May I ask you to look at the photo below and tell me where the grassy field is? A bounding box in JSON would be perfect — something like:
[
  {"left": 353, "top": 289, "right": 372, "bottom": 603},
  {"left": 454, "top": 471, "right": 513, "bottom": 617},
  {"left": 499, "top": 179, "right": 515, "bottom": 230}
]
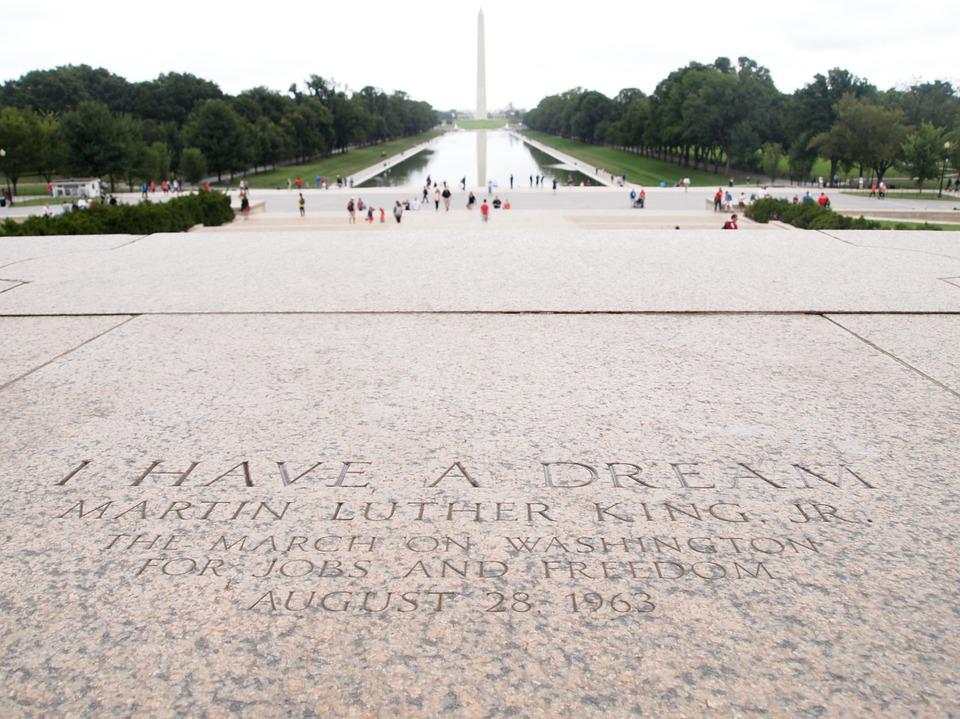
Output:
[
  {"left": 523, "top": 131, "right": 727, "bottom": 186},
  {"left": 869, "top": 218, "right": 960, "bottom": 231},
  {"left": 842, "top": 190, "right": 960, "bottom": 201},
  {"left": 456, "top": 118, "right": 507, "bottom": 130},
  {"left": 7, "top": 196, "right": 73, "bottom": 207},
  {"left": 237, "top": 130, "right": 443, "bottom": 189}
]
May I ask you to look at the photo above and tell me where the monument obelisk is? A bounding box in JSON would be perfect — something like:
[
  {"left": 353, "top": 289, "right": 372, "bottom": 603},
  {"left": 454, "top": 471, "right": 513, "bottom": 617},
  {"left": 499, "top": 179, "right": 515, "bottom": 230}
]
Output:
[{"left": 476, "top": 9, "right": 487, "bottom": 119}]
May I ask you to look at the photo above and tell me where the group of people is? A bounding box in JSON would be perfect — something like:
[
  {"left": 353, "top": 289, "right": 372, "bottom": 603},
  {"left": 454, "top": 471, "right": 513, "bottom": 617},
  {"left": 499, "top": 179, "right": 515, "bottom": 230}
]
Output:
[{"left": 138, "top": 179, "right": 182, "bottom": 199}]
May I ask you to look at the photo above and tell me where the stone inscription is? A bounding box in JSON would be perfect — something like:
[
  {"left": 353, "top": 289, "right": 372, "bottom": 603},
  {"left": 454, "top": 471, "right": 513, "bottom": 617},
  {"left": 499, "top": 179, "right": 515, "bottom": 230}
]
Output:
[{"left": 47, "top": 458, "right": 880, "bottom": 617}]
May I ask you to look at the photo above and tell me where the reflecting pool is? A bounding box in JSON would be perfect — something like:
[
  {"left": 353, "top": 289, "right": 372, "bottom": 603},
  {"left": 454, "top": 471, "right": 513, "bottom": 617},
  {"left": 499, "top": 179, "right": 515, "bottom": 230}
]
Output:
[{"left": 359, "top": 129, "right": 601, "bottom": 188}]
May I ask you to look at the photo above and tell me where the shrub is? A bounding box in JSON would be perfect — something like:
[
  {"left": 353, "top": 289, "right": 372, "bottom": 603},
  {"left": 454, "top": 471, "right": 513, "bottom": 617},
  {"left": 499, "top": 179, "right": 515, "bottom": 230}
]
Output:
[
  {"left": 0, "top": 190, "right": 234, "bottom": 237},
  {"left": 745, "top": 197, "right": 882, "bottom": 230}
]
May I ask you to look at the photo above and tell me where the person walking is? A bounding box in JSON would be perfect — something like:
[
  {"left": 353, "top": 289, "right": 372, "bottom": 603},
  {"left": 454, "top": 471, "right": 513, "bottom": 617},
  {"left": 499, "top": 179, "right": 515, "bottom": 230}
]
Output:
[
  {"left": 379, "top": 207, "right": 386, "bottom": 223},
  {"left": 393, "top": 201, "right": 404, "bottom": 224},
  {"left": 713, "top": 187, "right": 723, "bottom": 212},
  {"left": 347, "top": 198, "right": 356, "bottom": 223},
  {"left": 442, "top": 185, "right": 452, "bottom": 211},
  {"left": 509, "top": 174, "right": 514, "bottom": 189},
  {"left": 422, "top": 185, "right": 429, "bottom": 203},
  {"left": 480, "top": 199, "right": 490, "bottom": 223},
  {"left": 529, "top": 175, "right": 533, "bottom": 187},
  {"left": 552, "top": 178, "right": 558, "bottom": 193},
  {"left": 298, "top": 193, "right": 305, "bottom": 217},
  {"left": 460, "top": 176, "right": 467, "bottom": 191},
  {"left": 434, "top": 187, "right": 441, "bottom": 211},
  {"left": 467, "top": 191, "right": 476, "bottom": 209},
  {"left": 366, "top": 206, "right": 374, "bottom": 223},
  {"left": 240, "top": 194, "right": 250, "bottom": 220}
]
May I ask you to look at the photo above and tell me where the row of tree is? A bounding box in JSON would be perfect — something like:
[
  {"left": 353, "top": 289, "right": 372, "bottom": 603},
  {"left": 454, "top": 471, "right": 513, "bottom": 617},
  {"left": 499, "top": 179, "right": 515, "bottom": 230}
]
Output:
[
  {"left": 0, "top": 65, "right": 437, "bottom": 193},
  {"left": 523, "top": 59, "right": 960, "bottom": 185}
]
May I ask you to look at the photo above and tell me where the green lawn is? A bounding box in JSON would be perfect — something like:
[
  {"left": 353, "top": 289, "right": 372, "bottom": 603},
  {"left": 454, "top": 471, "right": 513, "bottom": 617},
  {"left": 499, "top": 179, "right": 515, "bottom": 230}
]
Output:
[
  {"left": 237, "top": 130, "right": 444, "bottom": 189},
  {"left": 7, "top": 196, "right": 73, "bottom": 207},
  {"left": 523, "top": 131, "right": 727, "bottom": 186},
  {"left": 457, "top": 118, "right": 507, "bottom": 130},
  {"left": 842, "top": 190, "right": 959, "bottom": 201},
  {"left": 869, "top": 219, "right": 960, "bottom": 231}
]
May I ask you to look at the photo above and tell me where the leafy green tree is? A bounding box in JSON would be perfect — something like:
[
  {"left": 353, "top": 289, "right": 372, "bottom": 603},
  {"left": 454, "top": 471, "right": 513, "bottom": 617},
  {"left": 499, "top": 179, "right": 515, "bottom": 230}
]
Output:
[
  {"left": 60, "top": 101, "right": 129, "bottom": 186},
  {"left": 34, "top": 112, "right": 66, "bottom": 182},
  {"left": 0, "top": 106, "right": 39, "bottom": 195},
  {"left": 901, "top": 123, "right": 944, "bottom": 192},
  {"left": 833, "top": 97, "right": 907, "bottom": 182},
  {"left": 179, "top": 148, "right": 207, "bottom": 184},
  {"left": 144, "top": 141, "right": 172, "bottom": 181},
  {"left": 760, "top": 143, "right": 785, "bottom": 182},
  {"left": 182, "top": 99, "right": 247, "bottom": 181}
]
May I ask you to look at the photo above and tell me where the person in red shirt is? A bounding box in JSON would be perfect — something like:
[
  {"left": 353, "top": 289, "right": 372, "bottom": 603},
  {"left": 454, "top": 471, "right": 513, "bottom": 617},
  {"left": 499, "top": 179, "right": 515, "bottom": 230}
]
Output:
[
  {"left": 817, "top": 193, "right": 830, "bottom": 207},
  {"left": 722, "top": 214, "right": 739, "bottom": 230},
  {"left": 713, "top": 188, "right": 723, "bottom": 211},
  {"left": 480, "top": 199, "right": 490, "bottom": 222}
]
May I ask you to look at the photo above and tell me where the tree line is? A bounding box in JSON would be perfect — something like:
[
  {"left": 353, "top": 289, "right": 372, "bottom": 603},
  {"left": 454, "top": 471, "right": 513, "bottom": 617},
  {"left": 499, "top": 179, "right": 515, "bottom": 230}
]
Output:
[
  {"left": 0, "top": 65, "right": 437, "bottom": 193},
  {"left": 523, "top": 58, "right": 960, "bottom": 187}
]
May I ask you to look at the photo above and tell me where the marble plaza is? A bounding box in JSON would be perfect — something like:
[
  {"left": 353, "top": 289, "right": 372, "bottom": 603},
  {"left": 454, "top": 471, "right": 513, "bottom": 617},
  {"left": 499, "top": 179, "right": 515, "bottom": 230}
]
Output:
[{"left": 1, "top": 217, "right": 959, "bottom": 716}]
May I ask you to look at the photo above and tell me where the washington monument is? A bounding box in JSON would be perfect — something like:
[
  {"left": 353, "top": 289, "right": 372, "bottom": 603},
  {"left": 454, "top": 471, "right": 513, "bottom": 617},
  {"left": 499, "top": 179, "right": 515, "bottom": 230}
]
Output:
[{"left": 476, "top": 9, "right": 487, "bottom": 119}]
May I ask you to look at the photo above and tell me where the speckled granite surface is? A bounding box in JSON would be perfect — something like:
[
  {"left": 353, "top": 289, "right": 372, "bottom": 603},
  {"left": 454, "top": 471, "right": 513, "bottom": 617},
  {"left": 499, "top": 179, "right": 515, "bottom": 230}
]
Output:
[
  {"left": 0, "top": 228, "right": 959, "bottom": 313},
  {"left": 1, "top": 310, "right": 958, "bottom": 716}
]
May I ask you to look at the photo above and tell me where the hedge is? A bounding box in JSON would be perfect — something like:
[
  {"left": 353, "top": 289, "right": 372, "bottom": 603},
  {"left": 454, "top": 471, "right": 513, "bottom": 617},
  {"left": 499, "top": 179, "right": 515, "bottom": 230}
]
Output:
[
  {"left": 0, "top": 190, "right": 234, "bottom": 237},
  {"left": 745, "top": 198, "right": 882, "bottom": 230}
]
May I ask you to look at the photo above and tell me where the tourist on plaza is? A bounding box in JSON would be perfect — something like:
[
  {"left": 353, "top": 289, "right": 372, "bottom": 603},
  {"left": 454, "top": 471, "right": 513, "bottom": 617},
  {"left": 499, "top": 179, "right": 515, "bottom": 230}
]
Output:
[
  {"left": 638, "top": 188, "right": 646, "bottom": 208},
  {"left": 802, "top": 191, "right": 814, "bottom": 204},
  {"left": 878, "top": 181, "right": 887, "bottom": 199},
  {"left": 722, "top": 214, "right": 739, "bottom": 230},
  {"left": 379, "top": 207, "right": 386, "bottom": 223},
  {"left": 434, "top": 187, "right": 441, "bottom": 211},
  {"left": 503, "top": 198, "right": 511, "bottom": 209},
  {"left": 509, "top": 174, "right": 514, "bottom": 189},
  {"left": 460, "top": 176, "right": 467, "bottom": 190},
  {"left": 393, "top": 201, "right": 404, "bottom": 223},
  {"left": 240, "top": 194, "right": 250, "bottom": 220},
  {"left": 357, "top": 198, "right": 365, "bottom": 213},
  {"left": 347, "top": 198, "right": 356, "bottom": 223},
  {"left": 298, "top": 193, "right": 305, "bottom": 217},
  {"left": 467, "top": 191, "right": 477, "bottom": 209},
  {"left": 817, "top": 192, "right": 830, "bottom": 208},
  {"left": 442, "top": 185, "right": 452, "bottom": 211},
  {"left": 713, "top": 188, "right": 723, "bottom": 211},
  {"left": 529, "top": 175, "right": 533, "bottom": 187},
  {"left": 492, "top": 196, "right": 502, "bottom": 209},
  {"left": 422, "top": 185, "right": 429, "bottom": 203},
  {"left": 366, "top": 206, "right": 374, "bottom": 223},
  {"left": 552, "top": 178, "right": 558, "bottom": 193},
  {"left": 480, "top": 199, "right": 490, "bottom": 222}
]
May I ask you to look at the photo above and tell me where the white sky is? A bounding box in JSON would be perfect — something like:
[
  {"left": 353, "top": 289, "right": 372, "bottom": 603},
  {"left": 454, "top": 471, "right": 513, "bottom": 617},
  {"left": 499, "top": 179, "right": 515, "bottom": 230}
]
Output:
[{"left": 1, "top": 0, "right": 957, "bottom": 111}]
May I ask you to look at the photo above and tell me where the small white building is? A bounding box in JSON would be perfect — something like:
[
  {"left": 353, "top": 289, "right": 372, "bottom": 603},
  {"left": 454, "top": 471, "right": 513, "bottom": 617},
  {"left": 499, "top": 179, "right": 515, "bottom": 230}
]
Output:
[{"left": 52, "top": 178, "right": 101, "bottom": 199}]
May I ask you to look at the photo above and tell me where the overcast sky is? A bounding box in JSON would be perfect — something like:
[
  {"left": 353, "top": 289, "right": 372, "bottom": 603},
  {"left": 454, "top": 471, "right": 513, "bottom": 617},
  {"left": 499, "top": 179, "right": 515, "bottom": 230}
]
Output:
[{"left": 2, "top": 0, "right": 957, "bottom": 111}]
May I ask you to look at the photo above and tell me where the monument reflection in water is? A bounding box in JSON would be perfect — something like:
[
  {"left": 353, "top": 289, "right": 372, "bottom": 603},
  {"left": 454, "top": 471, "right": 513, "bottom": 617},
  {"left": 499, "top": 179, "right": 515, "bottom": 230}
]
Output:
[{"left": 359, "top": 129, "right": 600, "bottom": 189}]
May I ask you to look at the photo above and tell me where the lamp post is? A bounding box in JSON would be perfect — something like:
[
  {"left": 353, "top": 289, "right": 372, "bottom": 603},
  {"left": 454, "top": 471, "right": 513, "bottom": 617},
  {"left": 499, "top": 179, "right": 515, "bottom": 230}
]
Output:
[{"left": 939, "top": 141, "right": 951, "bottom": 198}]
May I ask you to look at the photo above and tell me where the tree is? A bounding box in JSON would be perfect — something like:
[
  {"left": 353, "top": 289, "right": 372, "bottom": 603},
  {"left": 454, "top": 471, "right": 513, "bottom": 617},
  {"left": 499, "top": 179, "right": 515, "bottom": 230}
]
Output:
[
  {"left": 60, "top": 101, "right": 129, "bottom": 186},
  {"left": 901, "top": 123, "right": 943, "bottom": 192},
  {"left": 179, "top": 148, "right": 207, "bottom": 184},
  {"left": 0, "top": 107, "right": 39, "bottom": 195},
  {"left": 760, "top": 143, "right": 784, "bottom": 182},
  {"left": 182, "top": 99, "right": 248, "bottom": 181},
  {"left": 34, "top": 112, "right": 66, "bottom": 182},
  {"left": 143, "top": 141, "right": 172, "bottom": 182},
  {"left": 831, "top": 96, "right": 907, "bottom": 182}
]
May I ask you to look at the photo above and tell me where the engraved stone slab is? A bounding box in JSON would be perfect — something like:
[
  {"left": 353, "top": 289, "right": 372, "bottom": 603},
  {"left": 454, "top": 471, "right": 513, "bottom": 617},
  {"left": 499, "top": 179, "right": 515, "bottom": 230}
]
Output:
[{"left": 1, "top": 313, "right": 958, "bottom": 716}]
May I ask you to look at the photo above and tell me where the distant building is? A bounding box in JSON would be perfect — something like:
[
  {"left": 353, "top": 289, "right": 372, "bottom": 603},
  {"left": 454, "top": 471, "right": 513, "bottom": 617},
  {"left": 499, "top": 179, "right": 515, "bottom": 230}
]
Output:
[{"left": 52, "top": 178, "right": 101, "bottom": 198}]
